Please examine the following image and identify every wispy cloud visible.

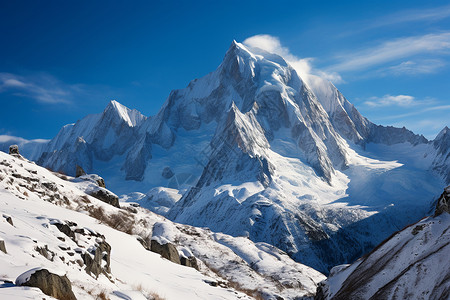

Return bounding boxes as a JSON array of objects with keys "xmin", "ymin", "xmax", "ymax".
[
  {"xmin": 374, "ymin": 104, "xmax": 450, "ymax": 120},
  {"xmin": 384, "ymin": 59, "xmax": 445, "ymax": 75},
  {"xmin": 0, "ymin": 72, "xmax": 82, "ymax": 104},
  {"xmin": 243, "ymin": 34, "xmax": 343, "ymax": 84},
  {"xmin": 364, "ymin": 94, "xmax": 417, "ymax": 107},
  {"xmin": 340, "ymin": 5, "xmax": 450, "ymax": 37},
  {"xmin": 328, "ymin": 32, "xmax": 450, "ymax": 73}
]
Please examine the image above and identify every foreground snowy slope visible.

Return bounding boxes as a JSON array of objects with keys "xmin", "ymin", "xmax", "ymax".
[
  {"xmin": 0, "ymin": 150, "xmax": 324, "ymax": 299},
  {"xmin": 315, "ymin": 186, "xmax": 450, "ymax": 300},
  {"xmin": 1, "ymin": 41, "xmax": 448, "ymax": 274}
]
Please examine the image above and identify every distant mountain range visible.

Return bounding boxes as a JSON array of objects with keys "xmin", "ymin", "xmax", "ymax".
[{"xmin": 1, "ymin": 41, "xmax": 449, "ymax": 274}]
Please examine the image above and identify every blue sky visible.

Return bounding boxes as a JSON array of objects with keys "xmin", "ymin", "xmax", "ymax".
[{"xmin": 0, "ymin": 0, "xmax": 449, "ymax": 140}]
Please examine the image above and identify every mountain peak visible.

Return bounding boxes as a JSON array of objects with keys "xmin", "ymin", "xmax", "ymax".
[{"xmin": 103, "ymin": 100, "xmax": 146, "ymax": 127}]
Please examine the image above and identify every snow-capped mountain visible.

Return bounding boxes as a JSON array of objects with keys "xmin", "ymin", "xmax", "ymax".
[
  {"xmin": 2, "ymin": 41, "xmax": 449, "ymax": 274},
  {"xmin": 315, "ymin": 186, "xmax": 449, "ymax": 300},
  {"xmin": 0, "ymin": 150, "xmax": 324, "ymax": 299}
]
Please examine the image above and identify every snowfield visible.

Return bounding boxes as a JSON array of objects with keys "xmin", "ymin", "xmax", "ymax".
[{"xmin": 0, "ymin": 151, "xmax": 324, "ymax": 299}]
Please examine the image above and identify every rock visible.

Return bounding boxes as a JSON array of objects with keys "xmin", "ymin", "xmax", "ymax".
[
  {"xmin": 0, "ymin": 240, "xmax": 7, "ymax": 253},
  {"xmin": 180, "ymin": 256, "xmax": 199, "ymax": 270},
  {"xmin": 53, "ymin": 223, "xmax": 76, "ymax": 239},
  {"xmin": 82, "ymin": 241, "xmax": 111, "ymax": 278},
  {"xmin": 136, "ymin": 236, "xmax": 150, "ymax": 250},
  {"xmin": 434, "ymin": 186, "xmax": 449, "ymax": 216},
  {"xmin": 88, "ymin": 188, "xmax": 120, "ymax": 208},
  {"xmin": 150, "ymin": 239, "xmax": 181, "ymax": 264},
  {"xmin": 162, "ymin": 166, "xmax": 174, "ymax": 179},
  {"xmin": 3, "ymin": 215, "xmax": 13, "ymax": 226},
  {"xmin": 75, "ymin": 165, "xmax": 87, "ymax": 177},
  {"xmin": 16, "ymin": 268, "xmax": 76, "ymax": 300},
  {"xmin": 9, "ymin": 145, "xmax": 19, "ymax": 155}
]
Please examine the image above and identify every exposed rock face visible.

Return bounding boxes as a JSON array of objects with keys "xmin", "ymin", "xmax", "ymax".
[
  {"xmin": 435, "ymin": 185, "xmax": 450, "ymax": 216},
  {"xmin": 83, "ymin": 240, "xmax": 111, "ymax": 278},
  {"xmin": 181, "ymin": 256, "xmax": 199, "ymax": 270},
  {"xmin": 316, "ymin": 187, "xmax": 450, "ymax": 300},
  {"xmin": 76, "ymin": 164, "xmax": 86, "ymax": 177},
  {"xmin": 162, "ymin": 166, "xmax": 175, "ymax": 179},
  {"xmin": 17, "ymin": 269, "xmax": 76, "ymax": 300},
  {"xmin": 9, "ymin": 144, "xmax": 19, "ymax": 155},
  {"xmin": 150, "ymin": 239, "xmax": 181, "ymax": 264},
  {"xmin": 0, "ymin": 240, "xmax": 6, "ymax": 253},
  {"xmin": 88, "ymin": 188, "xmax": 120, "ymax": 208}
]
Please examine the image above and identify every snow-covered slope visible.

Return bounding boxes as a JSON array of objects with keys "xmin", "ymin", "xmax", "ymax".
[
  {"xmin": 0, "ymin": 150, "xmax": 325, "ymax": 299},
  {"xmin": 315, "ymin": 186, "xmax": 450, "ymax": 300},
  {"xmin": 7, "ymin": 41, "xmax": 450, "ymax": 274}
]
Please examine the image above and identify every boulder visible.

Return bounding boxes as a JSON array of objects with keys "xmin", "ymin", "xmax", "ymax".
[
  {"xmin": 9, "ymin": 145, "xmax": 19, "ymax": 155},
  {"xmin": 75, "ymin": 165, "xmax": 86, "ymax": 177},
  {"xmin": 3, "ymin": 215, "xmax": 13, "ymax": 226},
  {"xmin": 0, "ymin": 240, "xmax": 6, "ymax": 253},
  {"xmin": 82, "ymin": 240, "xmax": 111, "ymax": 278},
  {"xmin": 16, "ymin": 268, "xmax": 76, "ymax": 300},
  {"xmin": 88, "ymin": 188, "xmax": 120, "ymax": 208},
  {"xmin": 150, "ymin": 239, "xmax": 181, "ymax": 264},
  {"xmin": 181, "ymin": 256, "xmax": 199, "ymax": 270}
]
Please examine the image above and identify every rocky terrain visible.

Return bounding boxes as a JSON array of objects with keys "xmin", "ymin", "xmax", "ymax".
[
  {"xmin": 315, "ymin": 186, "xmax": 449, "ymax": 300},
  {"xmin": 0, "ymin": 147, "xmax": 324, "ymax": 299},
  {"xmin": 0, "ymin": 41, "xmax": 448, "ymax": 275}
]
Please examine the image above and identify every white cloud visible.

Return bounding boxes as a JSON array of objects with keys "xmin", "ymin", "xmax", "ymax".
[
  {"xmin": 385, "ymin": 59, "xmax": 445, "ymax": 75},
  {"xmin": 329, "ymin": 32, "xmax": 450, "ymax": 72},
  {"xmin": 0, "ymin": 73, "xmax": 75, "ymax": 104},
  {"xmin": 364, "ymin": 94, "xmax": 416, "ymax": 107},
  {"xmin": 243, "ymin": 34, "xmax": 343, "ymax": 84}
]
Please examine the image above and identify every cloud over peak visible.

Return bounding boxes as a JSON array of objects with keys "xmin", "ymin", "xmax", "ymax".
[{"xmin": 243, "ymin": 34, "xmax": 343, "ymax": 84}]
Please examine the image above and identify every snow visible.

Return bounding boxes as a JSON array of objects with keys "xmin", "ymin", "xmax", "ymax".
[{"xmin": 0, "ymin": 151, "xmax": 323, "ymax": 299}]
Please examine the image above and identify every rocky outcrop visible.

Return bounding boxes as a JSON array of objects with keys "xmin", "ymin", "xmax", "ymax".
[
  {"xmin": 181, "ymin": 256, "xmax": 199, "ymax": 270},
  {"xmin": 76, "ymin": 165, "xmax": 86, "ymax": 177},
  {"xmin": 82, "ymin": 240, "xmax": 111, "ymax": 278},
  {"xmin": 16, "ymin": 268, "xmax": 77, "ymax": 300},
  {"xmin": 315, "ymin": 186, "xmax": 450, "ymax": 300},
  {"xmin": 0, "ymin": 240, "xmax": 6, "ymax": 253},
  {"xmin": 9, "ymin": 144, "xmax": 19, "ymax": 155},
  {"xmin": 88, "ymin": 188, "xmax": 120, "ymax": 208},
  {"xmin": 150, "ymin": 239, "xmax": 181, "ymax": 264},
  {"xmin": 435, "ymin": 186, "xmax": 449, "ymax": 216}
]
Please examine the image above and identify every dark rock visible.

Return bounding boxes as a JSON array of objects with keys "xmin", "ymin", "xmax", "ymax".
[
  {"xmin": 0, "ymin": 240, "xmax": 6, "ymax": 253},
  {"xmin": 95, "ymin": 177, "xmax": 105, "ymax": 188},
  {"xmin": 162, "ymin": 166, "xmax": 175, "ymax": 179},
  {"xmin": 180, "ymin": 256, "xmax": 199, "ymax": 270},
  {"xmin": 88, "ymin": 188, "xmax": 120, "ymax": 208},
  {"xmin": 53, "ymin": 223, "xmax": 76, "ymax": 239},
  {"xmin": 9, "ymin": 145, "xmax": 19, "ymax": 155},
  {"xmin": 82, "ymin": 241, "xmax": 111, "ymax": 278},
  {"xmin": 76, "ymin": 165, "xmax": 86, "ymax": 177},
  {"xmin": 35, "ymin": 245, "xmax": 54, "ymax": 261},
  {"xmin": 150, "ymin": 239, "xmax": 181, "ymax": 264},
  {"xmin": 434, "ymin": 186, "xmax": 449, "ymax": 216},
  {"xmin": 3, "ymin": 215, "xmax": 13, "ymax": 226},
  {"xmin": 17, "ymin": 269, "xmax": 76, "ymax": 300},
  {"xmin": 42, "ymin": 181, "xmax": 58, "ymax": 192},
  {"xmin": 136, "ymin": 236, "xmax": 150, "ymax": 250}
]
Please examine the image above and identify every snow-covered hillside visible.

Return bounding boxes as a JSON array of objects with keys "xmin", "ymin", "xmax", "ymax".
[
  {"xmin": 0, "ymin": 150, "xmax": 324, "ymax": 299},
  {"xmin": 315, "ymin": 186, "xmax": 450, "ymax": 300},
  {"xmin": 1, "ymin": 41, "xmax": 448, "ymax": 274}
]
